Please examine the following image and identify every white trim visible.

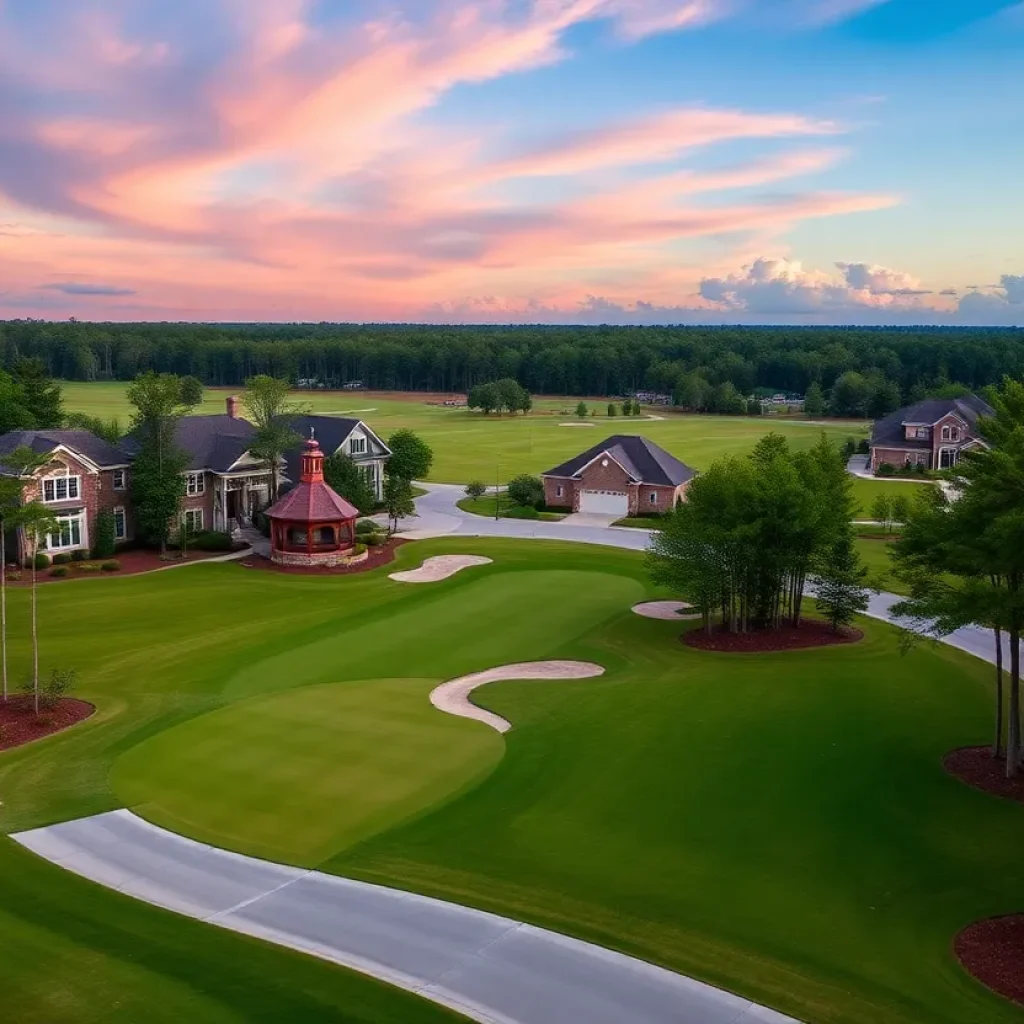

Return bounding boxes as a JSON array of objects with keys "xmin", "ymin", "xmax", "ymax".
[
  {"xmin": 38, "ymin": 509, "xmax": 88, "ymax": 552},
  {"xmin": 42, "ymin": 474, "xmax": 82, "ymax": 503},
  {"xmin": 182, "ymin": 508, "xmax": 204, "ymax": 533},
  {"xmin": 112, "ymin": 468, "xmax": 127, "ymax": 491},
  {"xmin": 337, "ymin": 421, "xmax": 392, "ymax": 459},
  {"xmin": 571, "ymin": 450, "xmax": 638, "ymax": 482},
  {"xmin": 113, "ymin": 506, "xmax": 127, "ymax": 540},
  {"xmin": 185, "ymin": 472, "xmax": 205, "ymax": 496},
  {"xmin": 41, "ymin": 444, "xmax": 102, "ymax": 474}
]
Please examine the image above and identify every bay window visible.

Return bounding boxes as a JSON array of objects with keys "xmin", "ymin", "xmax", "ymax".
[{"xmin": 39, "ymin": 512, "xmax": 85, "ymax": 551}]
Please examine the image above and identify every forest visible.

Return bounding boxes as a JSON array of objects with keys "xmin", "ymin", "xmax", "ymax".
[{"xmin": 1, "ymin": 321, "xmax": 1021, "ymax": 409}]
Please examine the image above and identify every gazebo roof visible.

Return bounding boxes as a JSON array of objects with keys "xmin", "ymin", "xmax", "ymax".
[{"xmin": 266, "ymin": 481, "xmax": 359, "ymax": 523}]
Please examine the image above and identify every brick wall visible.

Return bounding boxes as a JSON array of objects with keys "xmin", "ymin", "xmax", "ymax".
[
  {"xmin": 543, "ymin": 476, "xmax": 574, "ymax": 509},
  {"xmin": 181, "ymin": 471, "xmax": 216, "ymax": 532},
  {"xmin": 577, "ymin": 458, "xmax": 632, "ymax": 493},
  {"xmin": 871, "ymin": 446, "xmax": 928, "ymax": 472}
]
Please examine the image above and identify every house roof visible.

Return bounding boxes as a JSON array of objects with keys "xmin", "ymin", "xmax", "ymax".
[
  {"xmin": 0, "ymin": 430, "xmax": 129, "ymax": 473},
  {"xmin": 122, "ymin": 414, "xmax": 257, "ymax": 472},
  {"xmin": 283, "ymin": 415, "xmax": 361, "ymax": 481},
  {"xmin": 871, "ymin": 395, "xmax": 994, "ymax": 449},
  {"xmin": 543, "ymin": 435, "xmax": 696, "ymax": 487},
  {"xmin": 265, "ymin": 480, "xmax": 359, "ymax": 523}
]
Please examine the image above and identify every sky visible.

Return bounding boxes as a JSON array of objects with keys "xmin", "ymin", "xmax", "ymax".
[{"xmin": 0, "ymin": 0, "xmax": 1021, "ymax": 325}]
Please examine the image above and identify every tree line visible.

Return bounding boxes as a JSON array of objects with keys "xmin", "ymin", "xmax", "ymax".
[{"xmin": 2, "ymin": 321, "xmax": 1021, "ymax": 411}]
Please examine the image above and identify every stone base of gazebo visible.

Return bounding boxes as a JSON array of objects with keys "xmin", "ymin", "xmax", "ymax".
[{"xmin": 271, "ymin": 546, "xmax": 368, "ymax": 568}]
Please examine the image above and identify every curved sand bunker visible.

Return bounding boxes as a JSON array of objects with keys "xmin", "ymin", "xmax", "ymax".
[
  {"xmin": 632, "ymin": 600, "xmax": 702, "ymax": 621},
  {"xmin": 559, "ymin": 422, "xmax": 596, "ymax": 427},
  {"xmin": 430, "ymin": 660, "xmax": 606, "ymax": 733},
  {"xmin": 390, "ymin": 554, "xmax": 493, "ymax": 583}
]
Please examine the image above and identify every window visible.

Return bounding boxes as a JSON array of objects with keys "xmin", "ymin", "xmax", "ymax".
[
  {"xmin": 915, "ymin": 427, "xmax": 928, "ymax": 439},
  {"xmin": 112, "ymin": 468, "xmax": 126, "ymax": 490},
  {"xmin": 113, "ymin": 507, "xmax": 127, "ymax": 540},
  {"xmin": 556, "ymin": 485, "xmax": 564, "ymax": 498},
  {"xmin": 42, "ymin": 476, "xmax": 80, "ymax": 502},
  {"xmin": 649, "ymin": 491, "xmax": 658, "ymax": 505},
  {"xmin": 182, "ymin": 508, "xmax": 203, "ymax": 533},
  {"xmin": 360, "ymin": 464, "xmax": 376, "ymax": 485},
  {"xmin": 185, "ymin": 472, "xmax": 205, "ymax": 496},
  {"xmin": 40, "ymin": 512, "xmax": 85, "ymax": 551},
  {"xmin": 349, "ymin": 436, "xmax": 367, "ymax": 455}
]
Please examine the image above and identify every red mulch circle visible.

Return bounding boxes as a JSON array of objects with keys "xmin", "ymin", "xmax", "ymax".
[
  {"xmin": 0, "ymin": 696, "xmax": 95, "ymax": 751},
  {"xmin": 682, "ymin": 617, "xmax": 863, "ymax": 653},
  {"xmin": 944, "ymin": 746, "xmax": 1024, "ymax": 803},
  {"xmin": 238, "ymin": 538, "xmax": 407, "ymax": 576},
  {"xmin": 955, "ymin": 916, "xmax": 1024, "ymax": 1006}
]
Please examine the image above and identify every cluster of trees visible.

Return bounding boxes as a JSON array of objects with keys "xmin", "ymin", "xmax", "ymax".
[
  {"xmin": 648, "ymin": 434, "xmax": 869, "ymax": 634},
  {"xmin": 0, "ymin": 358, "xmax": 63, "ymax": 433},
  {"xmin": 892, "ymin": 379, "xmax": 1024, "ymax": 777},
  {"xmin": 3, "ymin": 321, "xmax": 1022, "ymax": 409},
  {"xmin": 467, "ymin": 378, "xmax": 532, "ymax": 415}
]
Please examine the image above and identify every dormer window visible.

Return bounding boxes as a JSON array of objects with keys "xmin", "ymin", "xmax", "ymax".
[
  {"xmin": 915, "ymin": 428, "xmax": 928, "ymax": 439},
  {"xmin": 349, "ymin": 436, "xmax": 367, "ymax": 456}
]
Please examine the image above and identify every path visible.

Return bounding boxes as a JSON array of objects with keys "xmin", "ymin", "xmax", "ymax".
[
  {"xmin": 13, "ymin": 810, "xmax": 798, "ymax": 1024},
  {"xmin": 402, "ymin": 484, "xmax": 1008, "ymax": 667}
]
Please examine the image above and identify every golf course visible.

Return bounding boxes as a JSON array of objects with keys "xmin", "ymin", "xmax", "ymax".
[{"xmin": 1, "ymin": 536, "xmax": 1019, "ymax": 1024}]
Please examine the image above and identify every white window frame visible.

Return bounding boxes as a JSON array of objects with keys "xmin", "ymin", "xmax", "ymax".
[
  {"xmin": 182, "ymin": 508, "xmax": 203, "ymax": 533},
  {"xmin": 649, "ymin": 491, "xmax": 658, "ymax": 505},
  {"xmin": 39, "ymin": 511, "xmax": 86, "ymax": 552},
  {"xmin": 42, "ymin": 475, "xmax": 81, "ymax": 503},
  {"xmin": 915, "ymin": 427, "xmax": 928, "ymax": 439},
  {"xmin": 113, "ymin": 506, "xmax": 127, "ymax": 540},
  {"xmin": 185, "ymin": 472, "xmax": 205, "ymax": 496},
  {"xmin": 112, "ymin": 468, "xmax": 127, "ymax": 491},
  {"xmin": 349, "ymin": 436, "xmax": 368, "ymax": 456}
]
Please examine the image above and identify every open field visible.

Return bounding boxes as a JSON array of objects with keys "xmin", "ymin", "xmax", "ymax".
[
  {"xmin": 1, "ymin": 537, "xmax": 1020, "ymax": 1024},
  {"xmin": 62, "ymin": 381, "xmax": 871, "ymax": 485}
]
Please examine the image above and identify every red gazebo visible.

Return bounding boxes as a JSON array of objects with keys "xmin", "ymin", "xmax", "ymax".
[{"xmin": 265, "ymin": 435, "xmax": 360, "ymax": 567}]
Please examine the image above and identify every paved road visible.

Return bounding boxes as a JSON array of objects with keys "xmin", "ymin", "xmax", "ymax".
[
  {"xmin": 405, "ymin": 485, "xmax": 1006, "ymax": 668},
  {"xmin": 13, "ymin": 810, "xmax": 798, "ymax": 1024}
]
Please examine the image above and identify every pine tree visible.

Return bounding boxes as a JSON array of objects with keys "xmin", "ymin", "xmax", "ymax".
[{"xmin": 811, "ymin": 533, "xmax": 870, "ymax": 632}]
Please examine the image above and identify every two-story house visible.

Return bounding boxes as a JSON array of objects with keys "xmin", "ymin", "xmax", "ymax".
[
  {"xmin": 869, "ymin": 394, "xmax": 994, "ymax": 474},
  {"xmin": 0, "ymin": 397, "xmax": 391, "ymax": 562}
]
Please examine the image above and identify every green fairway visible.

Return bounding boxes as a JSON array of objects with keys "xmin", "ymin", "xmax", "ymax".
[
  {"xmin": 1, "ymin": 537, "xmax": 1021, "ymax": 1024},
  {"xmin": 850, "ymin": 475, "xmax": 937, "ymax": 517},
  {"xmin": 61, "ymin": 381, "xmax": 868, "ymax": 483}
]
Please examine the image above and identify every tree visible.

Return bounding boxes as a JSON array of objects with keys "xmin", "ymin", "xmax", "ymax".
[
  {"xmin": 387, "ymin": 429, "xmax": 433, "ymax": 482},
  {"xmin": 620, "ymin": 401, "xmax": 631, "ymax": 417},
  {"xmin": 383, "ymin": 475, "xmax": 415, "ymax": 534},
  {"xmin": 0, "ymin": 446, "xmax": 53, "ymax": 703},
  {"xmin": 746, "ymin": 398, "xmax": 762, "ymax": 416},
  {"xmin": 92, "ymin": 509, "xmax": 118, "ymax": 559},
  {"xmin": 18, "ymin": 502, "xmax": 58, "ymax": 715},
  {"xmin": 829, "ymin": 372, "xmax": 871, "ymax": 418},
  {"xmin": 870, "ymin": 492, "xmax": 895, "ymax": 533},
  {"xmin": 709, "ymin": 381, "xmax": 746, "ymax": 415},
  {"xmin": 63, "ymin": 411, "xmax": 123, "ymax": 444},
  {"xmin": 128, "ymin": 372, "xmax": 192, "ymax": 554},
  {"xmin": 804, "ymin": 381, "xmax": 825, "ymax": 418},
  {"xmin": 607, "ymin": 402, "xmax": 617, "ymax": 417},
  {"xmin": 323, "ymin": 454, "xmax": 377, "ymax": 515},
  {"xmin": 179, "ymin": 375, "xmax": 205, "ymax": 407},
  {"xmin": 12, "ymin": 358, "xmax": 62, "ymax": 427},
  {"xmin": 889, "ymin": 493, "xmax": 911, "ymax": 527},
  {"xmin": 811, "ymin": 533, "xmax": 869, "ymax": 631},
  {"xmin": 507, "ymin": 474, "xmax": 544, "ymax": 508},
  {"xmin": 243, "ymin": 375, "xmax": 303, "ymax": 501},
  {"xmin": 468, "ymin": 382, "xmax": 498, "ymax": 415},
  {"xmin": 576, "ymin": 401, "xmax": 588, "ymax": 418},
  {"xmin": 465, "ymin": 481, "xmax": 487, "ymax": 499},
  {"xmin": 868, "ymin": 377, "xmax": 902, "ymax": 419},
  {"xmin": 0, "ymin": 371, "xmax": 37, "ymax": 434}
]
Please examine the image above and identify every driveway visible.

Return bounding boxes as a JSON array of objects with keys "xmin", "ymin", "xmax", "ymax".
[{"xmin": 13, "ymin": 810, "xmax": 798, "ymax": 1024}]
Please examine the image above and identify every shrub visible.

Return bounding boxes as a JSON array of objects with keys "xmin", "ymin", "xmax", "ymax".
[
  {"xmin": 504, "ymin": 505, "xmax": 539, "ymax": 520},
  {"xmin": 6, "ymin": 570, "xmax": 21, "ymax": 581},
  {"xmin": 355, "ymin": 518, "xmax": 380, "ymax": 535},
  {"xmin": 51, "ymin": 552, "xmax": 71, "ymax": 565},
  {"xmin": 192, "ymin": 530, "xmax": 233, "ymax": 552},
  {"xmin": 876, "ymin": 462, "xmax": 896, "ymax": 477},
  {"xmin": 75, "ymin": 563, "xmax": 102, "ymax": 574},
  {"xmin": 507, "ymin": 474, "xmax": 544, "ymax": 508},
  {"xmin": 576, "ymin": 401, "xmax": 588, "ymax": 418},
  {"xmin": 363, "ymin": 533, "xmax": 383, "ymax": 547},
  {"xmin": 71, "ymin": 549, "xmax": 87, "ymax": 562},
  {"xmin": 40, "ymin": 668, "xmax": 75, "ymax": 710},
  {"xmin": 352, "ymin": 543, "xmax": 367, "ymax": 556},
  {"xmin": 92, "ymin": 509, "xmax": 117, "ymax": 559},
  {"xmin": 28, "ymin": 553, "xmax": 50, "ymax": 570},
  {"xmin": 100, "ymin": 560, "xmax": 121, "ymax": 572},
  {"xmin": 49, "ymin": 566, "xmax": 69, "ymax": 578},
  {"xmin": 464, "ymin": 480, "xmax": 488, "ymax": 500}
]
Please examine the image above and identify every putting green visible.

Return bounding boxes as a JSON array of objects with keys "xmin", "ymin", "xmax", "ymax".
[{"xmin": 111, "ymin": 679, "xmax": 504, "ymax": 865}]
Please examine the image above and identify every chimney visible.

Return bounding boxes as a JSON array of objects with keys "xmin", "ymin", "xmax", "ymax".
[{"xmin": 226, "ymin": 395, "xmax": 240, "ymax": 419}]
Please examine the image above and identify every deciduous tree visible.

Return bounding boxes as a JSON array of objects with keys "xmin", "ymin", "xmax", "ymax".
[{"xmin": 243, "ymin": 375, "xmax": 303, "ymax": 501}]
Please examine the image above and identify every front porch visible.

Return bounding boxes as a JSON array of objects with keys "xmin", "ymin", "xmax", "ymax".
[{"xmin": 214, "ymin": 472, "xmax": 272, "ymax": 533}]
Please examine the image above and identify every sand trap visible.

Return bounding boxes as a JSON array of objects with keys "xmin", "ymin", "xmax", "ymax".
[
  {"xmin": 320, "ymin": 407, "xmax": 378, "ymax": 415},
  {"xmin": 389, "ymin": 554, "xmax": 493, "ymax": 583},
  {"xmin": 632, "ymin": 600, "xmax": 702, "ymax": 621},
  {"xmin": 559, "ymin": 422, "xmax": 596, "ymax": 427},
  {"xmin": 430, "ymin": 660, "xmax": 606, "ymax": 733}
]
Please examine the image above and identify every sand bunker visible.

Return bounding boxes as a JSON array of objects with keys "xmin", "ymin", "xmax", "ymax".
[
  {"xmin": 559, "ymin": 422, "xmax": 596, "ymax": 427},
  {"xmin": 389, "ymin": 554, "xmax": 493, "ymax": 583},
  {"xmin": 632, "ymin": 600, "xmax": 702, "ymax": 621},
  {"xmin": 430, "ymin": 660, "xmax": 606, "ymax": 733}
]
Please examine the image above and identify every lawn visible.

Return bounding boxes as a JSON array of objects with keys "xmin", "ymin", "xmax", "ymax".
[
  {"xmin": 854, "ymin": 537, "xmax": 905, "ymax": 595},
  {"xmin": 850, "ymin": 475, "xmax": 937, "ymax": 518},
  {"xmin": 1, "ymin": 537, "xmax": 1020, "ymax": 1024},
  {"xmin": 61, "ymin": 381, "xmax": 869, "ymax": 484},
  {"xmin": 456, "ymin": 494, "xmax": 565, "ymax": 520}
]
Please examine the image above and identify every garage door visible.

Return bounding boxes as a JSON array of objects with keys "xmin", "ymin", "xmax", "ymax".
[{"xmin": 580, "ymin": 490, "xmax": 629, "ymax": 516}]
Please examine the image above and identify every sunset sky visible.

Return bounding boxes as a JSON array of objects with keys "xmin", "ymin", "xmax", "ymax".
[{"xmin": 0, "ymin": 0, "xmax": 1021, "ymax": 324}]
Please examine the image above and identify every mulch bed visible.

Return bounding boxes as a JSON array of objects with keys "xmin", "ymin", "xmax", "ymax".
[
  {"xmin": 238, "ymin": 538, "xmax": 407, "ymax": 576},
  {"xmin": 944, "ymin": 746, "xmax": 1024, "ymax": 803},
  {"xmin": 10, "ymin": 547, "xmax": 239, "ymax": 584},
  {"xmin": 0, "ymin": 696, "xmax": 95, "ymax": 751},
  {"xmin": 955, "ymin": 916, "xmax": 1024, "ymax": 1006},
  {"xmin": 682, "ymin": 618, "xmax": 863, "ymax": 653}
]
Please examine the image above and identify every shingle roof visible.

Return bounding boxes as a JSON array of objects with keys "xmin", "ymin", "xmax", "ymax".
[
  {"xmin": 122, "ymin": 414, "xmax": 257, "ymax": 472},
  {"xmin": 265, "ymin": 481, "xmax": 359, "ymax": 522},
  {"xmin": 0, "ymin": 430, "xmax": 129, "ymax": 473},
  {"xmin": 870, "ymin": 395, "xmax": 994, "ymax": 449},
  {"xmin": 543, "ymin": 435, "xmax": 696, "ymax": 487},
  {"xmin": 284, "ymin": 416, "xmax": 360, "ymax": 482}
]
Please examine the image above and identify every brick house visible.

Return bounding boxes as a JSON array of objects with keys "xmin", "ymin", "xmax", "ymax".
[
  {"xmin": 0, "ymin": 397, "xmax": 390, "ymax": 562},
  {"xmin": 542, "ymin": 435, "xmax": 695, "ymax": 517},
  {"xmin": 869, "ymin": 395, "xmax": 993, "ymax": 474}
]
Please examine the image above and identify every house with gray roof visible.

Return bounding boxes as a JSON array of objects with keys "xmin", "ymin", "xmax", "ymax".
[
  {"xmin": 869, "ymin": 394, "xmax": 993, "ymax": 474},
  {"xmin": 542, "ymin": 435, "xmax": 695, "ymax": 517}
]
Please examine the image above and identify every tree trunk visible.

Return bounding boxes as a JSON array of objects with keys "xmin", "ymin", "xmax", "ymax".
[
  {"xmin": 0, "ymin": 527, "xmax": 6, "ymax": 703},
  {"xmin": 993, "ymin": 625, "xmax": 1004, "ymax": 759},
  {"xmin": 31, "ymin": 542, "xmax": 39, "ymax": 716},
  {"xmin": 1007, "ymin": 628, "xmax": 1020, "ymax": 779}
]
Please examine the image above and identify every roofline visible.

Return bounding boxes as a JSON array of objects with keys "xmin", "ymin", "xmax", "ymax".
[
  {"xmin": 571, "ymin": 449, "xmax": 639, "ymax": 482},
  {"xmin": 38, "ymin": 443, "xmax": 104, "ymax": 474},
  {"xmin": 339, "ymin": 419, "xmax": 392, "ymax": 458}
]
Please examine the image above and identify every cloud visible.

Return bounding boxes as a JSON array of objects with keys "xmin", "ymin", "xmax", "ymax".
[
  {"xmin": 957, "ymin": 274, "xmax": 1024, "ymax": 322},
  {"xmin": 836, "ymin": 261, "xmax": 931, "ymax": 296},
  {"xmin": 40, "ymin": 281, "xmax": 137, "ymax": 296}
]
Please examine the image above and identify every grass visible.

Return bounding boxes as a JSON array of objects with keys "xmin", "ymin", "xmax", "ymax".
[
  {"xmin": 612, "ymin": 516, "xmax": 663, "ymax": 529},
  {"xmin": 62, "ymin": 381, "xmax": 869, "ymax": 484},
  {"xmin": 1, "ymin": 537, "xmax": 1021, "ymax": 1024},
  {"xmin": 456, "ymin": 494, "xmax": 565, "ymax": 520},
  {"xmin": 854, "ymin": 537, "xmax": 905, "ymax": 595},
  {"xmin": 850, "ymin": 475, "xmax": 936, "ymax": 517}
]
